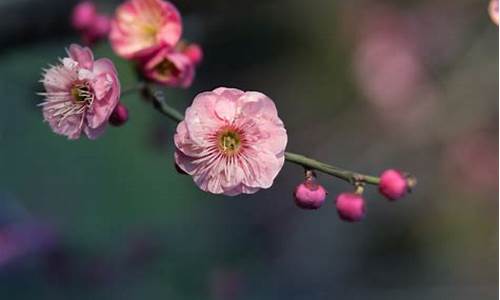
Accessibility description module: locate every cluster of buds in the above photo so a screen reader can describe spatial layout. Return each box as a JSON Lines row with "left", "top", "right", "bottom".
{"left": 294, "top": 169, "right": 415, "bottom": 222}
{"left": 71, "top": 1, "right": 111, "bottom": 45}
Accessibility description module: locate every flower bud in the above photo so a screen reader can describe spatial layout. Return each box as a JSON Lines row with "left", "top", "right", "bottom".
{"left": 294, "top": 178, "right": 327, "bottom": 209}
{"left": 71, "top": 1, "right": 97, "bottom": 31}
{"left": 378, "top": 169, "right": 409, "bottom": 201}
{"left": 109, "top": 103, "right": 129, "bottom": 126}
{"left": 183, "top": 43, "right": 203, "bottom": 65}
{"left": 335, "top": 193, "right": 366, "bottom": 222}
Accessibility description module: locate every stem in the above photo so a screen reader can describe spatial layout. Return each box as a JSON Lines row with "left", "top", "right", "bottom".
{"left": 283, "top": 152, "right": 380, "bottom": 185}
{"left": 139, "top": 84, "right": 382, "bottom": 186}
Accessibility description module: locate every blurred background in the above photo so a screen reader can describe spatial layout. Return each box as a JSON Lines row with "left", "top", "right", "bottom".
{"left": 0, "top": 0, "right": 498, "bottom": 299}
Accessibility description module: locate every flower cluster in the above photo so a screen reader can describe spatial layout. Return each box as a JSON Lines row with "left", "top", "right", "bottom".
{"left": 38, "top": 0, "right": 417, "bottom": 221}
{"left": 110, "top": 0, "right": 202, "bottom": 88}
{"left": 293, "top": 169, "right": 414, "bottom": 222}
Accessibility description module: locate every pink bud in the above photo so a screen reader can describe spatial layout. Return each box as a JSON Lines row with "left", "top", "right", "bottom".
{"left": 294, "top": 179, "right": 327, "bottom": 209}
{"left": 378, "top": 169, "right": 408, "bottom": 201}
{"left": 71, "top": 1, "right": 97, "bottom": 31}
{"left": 183, "top": 43, "right": 203, "bottom": 65}
{"left": 335, "top": 193, "right": 366, "bottom": 222}
{"left": 109, "top": 103, "right": 129, "bottom": 126}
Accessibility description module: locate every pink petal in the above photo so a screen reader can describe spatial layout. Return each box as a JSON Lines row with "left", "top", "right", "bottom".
{"left": 68, "top": 44, "right": 94, "bottom": 70}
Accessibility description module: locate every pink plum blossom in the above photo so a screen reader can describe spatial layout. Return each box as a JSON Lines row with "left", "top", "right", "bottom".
{"left": 110, "top": 0, "right": 182, "bottom": 59}
{"left": 174, "top": 88, "right": 288, "bottom": 196}
{"left": 141, "top": 47, "right": 195, "bottom": 88}
{"left": 39, "top": 44, "right": 120, "bottom": 140}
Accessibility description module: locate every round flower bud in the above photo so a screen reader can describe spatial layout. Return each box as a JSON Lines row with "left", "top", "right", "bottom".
{"left": 335, "top": 193, "right": 366, "bottom": 222}
{"left": 109, "top": 103, "right": 129, "bottom": 127}
{"left": 294, "top": 179, "right": 327, "bottom": 209}
{"left": 378, "top": 169, "right": 408, "bottom": 201}
{"left": 183, "top": 43, "right": 203, "bottom": 65}
{"left": 71, "top": 1, "right": 97, "bottom": 31}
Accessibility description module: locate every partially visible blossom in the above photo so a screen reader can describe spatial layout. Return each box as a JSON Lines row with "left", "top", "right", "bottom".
{"left": 71, "top": 1, "right": 97, "bottom": 31}
{"left": 71, "top": 1, "right": 111, "bottom": 45}
{"left": 141, "top": 47, "right": 195, "bottom": 88}
{"left": 293, "top": 173, "right": 327, "bottom": 209}
{"left": 442, "top": 129, "right": 498, "bottom": 192}
{"left": 379, "top": 169, "right": 409, "bottom": 201}
{"left": 489, "top": 0, "right": 499, "bottom": 25}
{"left": 174, "top": 88, "right": 288, "bottom": 195}
{"left": 83, "top": 14, "right": 112, "bottom": 45}
{"left": 335, "top": 193, "right": 366, "bottom": 222}
{"left": 110, "top": 0, "right": 182, "bottom": 59}
{"left": 109, "top": 103, "right": 129, "bottom": 126}
{"left": 39, "top": 44, "right": 120, "bottom": 139}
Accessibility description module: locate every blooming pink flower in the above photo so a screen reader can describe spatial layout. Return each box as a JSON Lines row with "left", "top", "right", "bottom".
{"left": 294, "top": 176, "right": 327, "bottom": 209}
{"left": 378, "top": 169, "right": 408, "bottom": 201}
{"left": 39, "top": 44, "right": 120, "bottom": 140}
{"left": 174, "top": 88, "right": 288, "bottom": 196}
{"left": 71, "top": 1, "right": 97, "bottom": 31}
{"left": 110, "top": 0, "right": 182, "bottom": 59}
{"left": 335, "top": 193, "right": 366, "bottom": 222}
{"left": 141, "top": 47, "right": 195, "bottom": 87}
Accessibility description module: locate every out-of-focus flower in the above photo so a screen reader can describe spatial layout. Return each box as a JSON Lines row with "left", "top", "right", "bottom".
{"left": 174, "top": 88, "right": 288, "bottom": 195}
{"left": 110, "top": 0, "right": 182, "bottom": 59}
{"left": 82, "top": 14, "right": 112, "bottom": 45}
{"left": 71, "top": 1, "right": 111, "bottom": 45}
{"left": 109, "top": 102, "right": 129, "bottom": 126}
{"left": 0, "top": 222, "right": 58, "bottom": 267}
{"left": 141, "top": 47, "right": 195, "bottom": 88}
{"left": 39, "top": 44, "right": 120, "bottom": 140}
{"left": 442, "top": 129, "right": 498, "bottom": 192}
{"left": 210, "top": 269, "right": 243, "bottom": 300}
{"left": 379, "top": 169, "right": 409, "bottom": 201}
{"left": 293, "top": 173, "right": 327, "bottom": 209}
{"left": 71, "top": 1, "right": 97, "bottom": 31}
{"left": 335, "top": 193, "right": 366, "bottom": 222}
{"left": 490, "top": 0, "right": 499, "bottom": 25}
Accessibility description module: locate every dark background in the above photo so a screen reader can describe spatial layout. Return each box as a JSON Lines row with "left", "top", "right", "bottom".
{"left": 0, "top": 0, "right": 498, "bottom": 299}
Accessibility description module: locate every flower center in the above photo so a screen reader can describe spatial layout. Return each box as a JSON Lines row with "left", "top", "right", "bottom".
{"left": 70, "top": 81, "right": 94, "bottom": 105}
{"left": 155, "top": 59, "right": 180, "bottom": 78}
{"left": 218, "top": 130, "right": 241, "bottom": 155}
